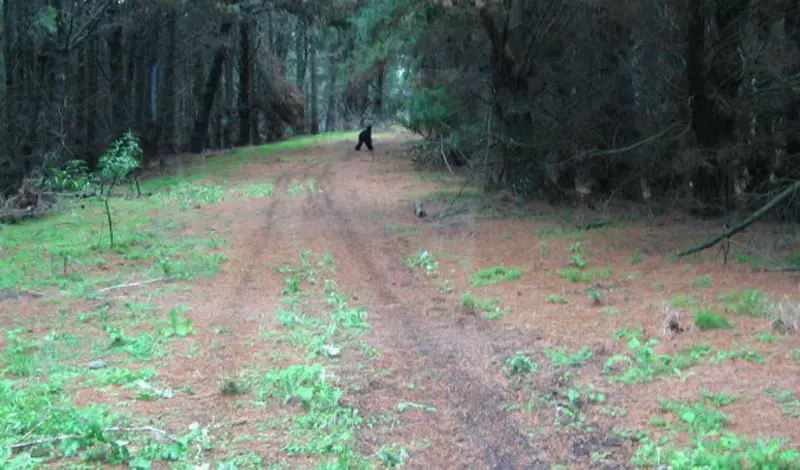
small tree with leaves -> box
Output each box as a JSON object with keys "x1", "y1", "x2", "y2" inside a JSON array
[{"x1": 97, "y1": 130, "x2": 143, "y2": 248}]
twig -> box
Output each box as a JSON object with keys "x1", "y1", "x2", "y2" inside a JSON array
[
  {"x1": 439, "y1": 139, "x2": 455, "y2": 175},
  {"x1": 9, "y1": 425, "x2": 179, "y2": 451},
  {"x1": 96, "y1": 278, "x2": 164, "y2": 293},
  {"x1": 675, "y1": 181, "x2": 800, "y2": 258}
]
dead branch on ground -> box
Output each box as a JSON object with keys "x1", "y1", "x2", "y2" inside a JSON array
[{"x1": 675, "y1": 181, "x2": 800, "y2": 258}]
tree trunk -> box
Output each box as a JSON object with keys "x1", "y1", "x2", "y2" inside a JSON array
[
  {"x1": 159, "y1": 9, "x2": 178, "y2": 167},
  {"x1": 107, "y1": 26, "x2": 125, "y2": 136},
  {"x1": 309, "y1": 33, "x2": 319, "y2": 134},
  {"x1": 324, "y1": 48, "x2": 339, "y2": 132},
  {"x1": 295, "y1": 17, "x2": 307, "y2": 134},
  {"x1": 374, "y1": 61, "x2": 385, "y2": 116},
  {"x1": 85, "y1": 34, "x2": 98, "y2": 165},
  {"x1": 238, "y1": 21, "x2": 252, "y2": 146},
  {"x1": 190, "y1": 21, "x2": 233, "y2": 153}
]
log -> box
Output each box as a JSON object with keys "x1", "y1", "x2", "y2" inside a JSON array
[{"x1": 675, "y1": 181, "x2": 800, "y2": 258}]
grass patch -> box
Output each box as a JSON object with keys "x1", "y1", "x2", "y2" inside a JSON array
[
  {"x1": 633, "y1": 396, "x2": 798, "y2": 468},
  {"x1": 720, "y1": 289, "x2": 767, "y2": 317},
  {"x1": 461, "y1": 292, "x2": 511, "y2": 319},
  {"x1": 469, "y1": 266, "x2": 522, "y2": 287},
  {"x1": 0, "y1": 197, "x2": 226, "y2": 294},
  {"x1": 694, "y1": 309, "x2": 734, "y2": 331}
]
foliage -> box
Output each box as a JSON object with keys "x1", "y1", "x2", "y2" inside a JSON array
[
  {"x1": 98, "y1": 130, "x2": 143, "y2": 188},
  {"x1": 39, "y1": 159, "x2": 93, "y2": 193}
]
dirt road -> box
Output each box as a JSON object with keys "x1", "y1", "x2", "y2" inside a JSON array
[{"x1": 174, "y1": 139, "x2": 557, "y2": 468}]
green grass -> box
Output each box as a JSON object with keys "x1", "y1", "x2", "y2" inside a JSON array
[
  {"x1": 694, "y1": 309, "x2": 734, "y2": 331},
  {"x1": 720, "y1": 289, "x2": 766, "y2": 317},
  {"x1": 633, "y1": 396, "x2": 798, "y2": 468},
  {"x1": 0, "y1": 197, "x2": 227, "y2": 294},
  {"x1": 460, "y1": 292, "x2": 511, "y2": 319},
  {"x1": 469, "y1": 266, "x2": 522, "y2": 287}
]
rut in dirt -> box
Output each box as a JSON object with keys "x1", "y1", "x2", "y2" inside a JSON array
[{"x1": 296, "y1": 149, "x2": 552, "y2": 470}]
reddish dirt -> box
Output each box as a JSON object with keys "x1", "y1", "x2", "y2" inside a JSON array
[{"x1": 2, "y1": 135, "x2": 799, "y2": 468}]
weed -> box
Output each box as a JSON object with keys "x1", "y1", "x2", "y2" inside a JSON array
[
  {"x1": 243, "y1": 182, "x2": 276, "y2": 198},
  {"x1": 633, "y1": 396, "x2": 798, "y2": 469},
  {"x1": 163, "y1": 305, "x2": 196, "y2": 338},
  {"x1": 720, "y1": 289, "x2": 766, "y2": 317},
  {"x1": 765, "y1": 298, "x2": 799, "y2": 334},
  {"x1": 461, "y1": 292, "x2": 511, "y2": 319},
  {"x1": 154, "y1": 182, "x2": 226, "y2": 208},
  {"x1": 602, "y1": 306, "x2": 622, "y2": 316},
  {"x1": 376, "y1": 444, "x2": 410, "y2": 468},
  {"x1": 539, "y1": 241, "x2": 551, "y2": 257},
  {"x1": 506, "y1": 353, "x2": 538, "y2": 374},
  {"x1": 671, "y1": 294, "x2": 700, "y2": 308},
  {"x1": 405, "y1": 250, "x2": 439, "y2": 275},
  {"x1": 764, "y1": 389, "x2": 800, "y2": 418},
  {"x1": 438, "y1": 280, "x2": 455, "y2": 293},
  {"x1": 690, "y1": 275, "x2": 713, "y2": 287},
  {"x1": 546, "y1": 294, "x2": 568, "y2": 304},
  {"x1": 694, "y1": 309, "x2": 733, "y2": 331},
  {"x1": 545, "y1": 347, "x2": 593, "y2": 368},
  {"x1": 568, "y1": 242, "x2": 588, "y2": 267},
  {"x1": 587, "y1": 287, "x2": 605, "y2": 305},
  {"x1": 469, "y1": 266, "x2": 522, "y2": 287}
]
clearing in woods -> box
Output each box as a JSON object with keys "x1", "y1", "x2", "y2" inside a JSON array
[{"x1": 0, "y1": 130, "x2": 798, "y2": 469}]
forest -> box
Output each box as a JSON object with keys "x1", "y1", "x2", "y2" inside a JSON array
[
  {"x1": 0, "y1": 0, "x2": 798, "y2": 217},
  {"x1": 0, "y1": 0, "x2": 799, "y2": 469}
]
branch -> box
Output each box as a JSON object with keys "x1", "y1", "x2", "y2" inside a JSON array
[
  {"x1": 95, "y1": 278, "x2": 165, "y2": 293},
  {"x1": 675, "y1": 181, "x2": 800, "y2": 258},
  {"x1": 9, "y1": 425, "x2": 179, "y2": 452}
]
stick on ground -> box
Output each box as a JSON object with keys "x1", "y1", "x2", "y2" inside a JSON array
[{"x1": 675, "y1": 181, "x2": 800, "y2": 258}]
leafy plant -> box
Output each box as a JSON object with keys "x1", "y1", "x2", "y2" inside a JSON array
[
  {"x1": 469, "y1": 266, "x2": 522, "y2": 287},
  {"x1": 694, "y1": 309, "x2": 733, "y2": 331},
  {"x1": 97, "y1": 130, "x2": 143, "y2": 247},
  {"x1": 506, "y1": 353, "x2": 538, "y2": 374}
]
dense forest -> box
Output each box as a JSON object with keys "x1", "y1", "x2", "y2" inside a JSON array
[{"x1": 1, "y1": 0, "x2": 799, "y2": 218}]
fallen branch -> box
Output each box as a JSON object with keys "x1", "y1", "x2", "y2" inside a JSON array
[
  {"x1": 675, "y1": 181, "x2": 800, "y2": 258},
  {"x1": 96, "y1": 278, "x2": 164, "y2": 293},
  {"x1": 9, "y1": 425, "x2": 179, "y2": 451},
  {"x1": 439, "y1": 139, "x2": 455, "y2": 175}
]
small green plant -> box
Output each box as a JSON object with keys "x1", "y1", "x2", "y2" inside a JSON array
[
  {"x1": 438, "y1": 279, "x2": 455, "y2": 293},
  {"x1": 545, "y1": 347, "x2": 593, "y2": 367},
  {"x1": 568, "y1": 242, "x2": 588, "y2": 267},
  {"x1": 40, "y1": 158, "x2": 94, "y2": 193},
  {"x1": 163, "y1": 305, "x2": 196, "y2": 338},
  {"x1": 546, "y1": 294, "x2": 568, "y2": 304},
  {"x1": 721, "y1": 289, "x2": 766, "y2": 317},
  {"x1": 506, "y1": 353, "x2": 537, "y2": 374},
  {"x1": 694, "y1": 309, "x2": 733, "y2": 331},
  {"x1": 156, "y1": 183, "x2": 226, "y2": 208},
  {"x1": 405, "y1": 250, "x2": 439, "y2": 275},
  {"x1": 587, "y1": 287, "x2": 605, "y2": 305},
  {"x1": 691, "y1": 274, "x2": 713, "y2": 287},
  {"x1": 98, "y1": 130, "x2": 143, "y2": 247},
  {"x1": 469, "y1": 266, "x2": 522, "y2": 287},
  {"x1": 539, "y1": 241, "x2": 551, "y2": 257},
  {"x1": 461, "y1": 292, "x2": 496, "y2": 312},
  {"x1": 376, "y1": 444, "x2": 410, "y2": 467},
  {"x1": 631, "y1": 252, "x2": 643, "y2": 265}
]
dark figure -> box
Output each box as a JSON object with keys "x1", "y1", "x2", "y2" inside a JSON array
[{"x1": 355, "y1": 125, "x2": 373, "y2": 151}]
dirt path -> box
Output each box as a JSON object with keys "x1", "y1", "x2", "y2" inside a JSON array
[
  {"x1": 145, "y1": 137, "x2": 798, "y2": 469},
  {"x1": 178, "y1": 140, "x2": 554, "y2": 468}
]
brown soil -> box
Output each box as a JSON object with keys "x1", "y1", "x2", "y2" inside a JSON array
[{"x1": 2, "y1": 136, "x2": 799, "y2": 469}]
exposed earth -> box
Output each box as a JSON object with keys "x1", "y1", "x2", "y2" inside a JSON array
[{"x1": 1, "y1": 132, "x2": 798, "y2": 469}]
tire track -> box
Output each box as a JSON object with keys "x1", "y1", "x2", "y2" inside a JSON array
[{"x1": 311, "y1": 156, "x2": 550, "y2": 470}]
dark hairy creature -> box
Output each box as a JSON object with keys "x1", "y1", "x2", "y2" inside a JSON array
[{"x1": 355, "y1": 125, "x2": 374, "y2": 151}]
